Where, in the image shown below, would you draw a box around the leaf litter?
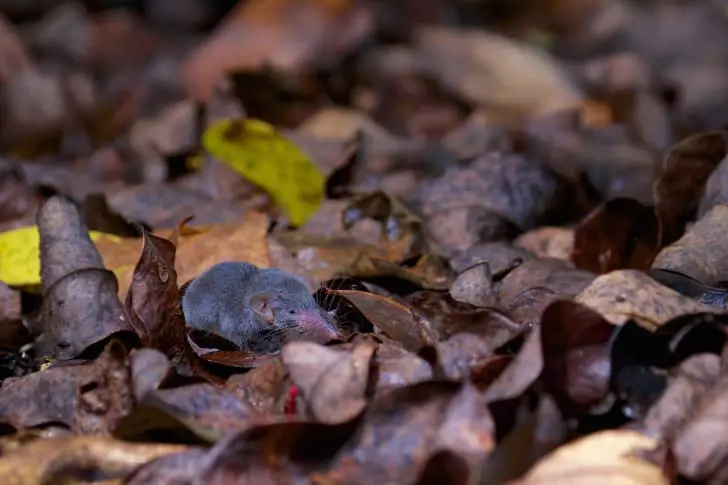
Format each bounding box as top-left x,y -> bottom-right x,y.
0,0 -> 728,483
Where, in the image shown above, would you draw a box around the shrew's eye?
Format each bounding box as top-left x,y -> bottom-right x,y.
289,309 -> 296,315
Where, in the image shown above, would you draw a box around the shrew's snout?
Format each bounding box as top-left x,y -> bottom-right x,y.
293,309 -> 342,342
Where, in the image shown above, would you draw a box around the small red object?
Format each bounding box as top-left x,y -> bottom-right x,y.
284,384 -> 299,415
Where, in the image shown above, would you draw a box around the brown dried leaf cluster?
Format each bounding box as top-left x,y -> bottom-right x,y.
1,0 -> 728,483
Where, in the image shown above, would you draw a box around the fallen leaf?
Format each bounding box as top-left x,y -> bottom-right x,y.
0,435 -> 189,485
202,118 -> 325,226
449,263 -> 496,307
574,269 -> 723,330
497,258 -> 595,308
654,131 -> 728,245
643,353 -> 721,440
329,288 -> 437,352
182,0 -> 372,103
314,381 -> 495,485
0,340 -> 133,434
372,342 -> 434,394
419,153 -> 569,254
514,227 -> 574,262
125,230 -> 181,350
414,26 -> 583,117
174,211 -> 271,285
0,281 -> 27,349
282,340 -> 374,424
225,357 -> 288,413
512,430 -> 667,484
449,242 -> 532,274
344,190 -> 428,262
0,225 -> 125,287
539,301 -> 615,417
33,197 -> 135,360
572,198 -> 660,274
646,268 -> 728,309
652,204 -> 728,286
299,107 -> 401,152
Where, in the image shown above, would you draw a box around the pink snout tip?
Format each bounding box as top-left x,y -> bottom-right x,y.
296,310 -> 342,342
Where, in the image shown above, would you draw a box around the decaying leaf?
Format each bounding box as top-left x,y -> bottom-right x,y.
125,230 -> 187,362
652,204 -> 728,286
282,340 -> 374,424
0,340 -> 133,434
33,197 -> 135,360
329,288 -> 438,351
575,269 -> 722,330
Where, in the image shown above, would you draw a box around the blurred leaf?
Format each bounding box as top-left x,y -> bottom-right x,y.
0,225 -> 123,286
203,118 -> 324,227
0,435 -> 188,485
512,430 -> 667,484
572,198 -> 660,274
652,204 -> 728,286
654,131 -> 728,245
539,301 -> 615,417
414,26 -> 583,118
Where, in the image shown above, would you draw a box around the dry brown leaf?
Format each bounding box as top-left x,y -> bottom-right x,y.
644,353 -> 721,440
182,0 -> 372,103
449,263 -> 496,307
653,131 -> 728,245
34,197 -> 134,360
497,258 -> 595,308
330,289 -> 438,351
298,107 -> 401,152
174,211 -> 271,285
652,204 -> 728,286
0,435 -> 189,485
671,366 -> 728,482
372,342 -> 433,394
574,269 -> 722,330
511,430 -> 667,485
282,340 -> 374,423
514,227 -> 575,262
414,27 -> 583,118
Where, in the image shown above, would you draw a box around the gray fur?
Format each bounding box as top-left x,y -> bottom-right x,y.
182,261 -> 334,352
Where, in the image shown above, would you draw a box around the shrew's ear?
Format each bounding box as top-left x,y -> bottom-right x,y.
250,293 -> 274,323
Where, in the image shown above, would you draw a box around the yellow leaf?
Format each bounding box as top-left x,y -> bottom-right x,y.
0,226 -> 124,286
202,118 -> 325,226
